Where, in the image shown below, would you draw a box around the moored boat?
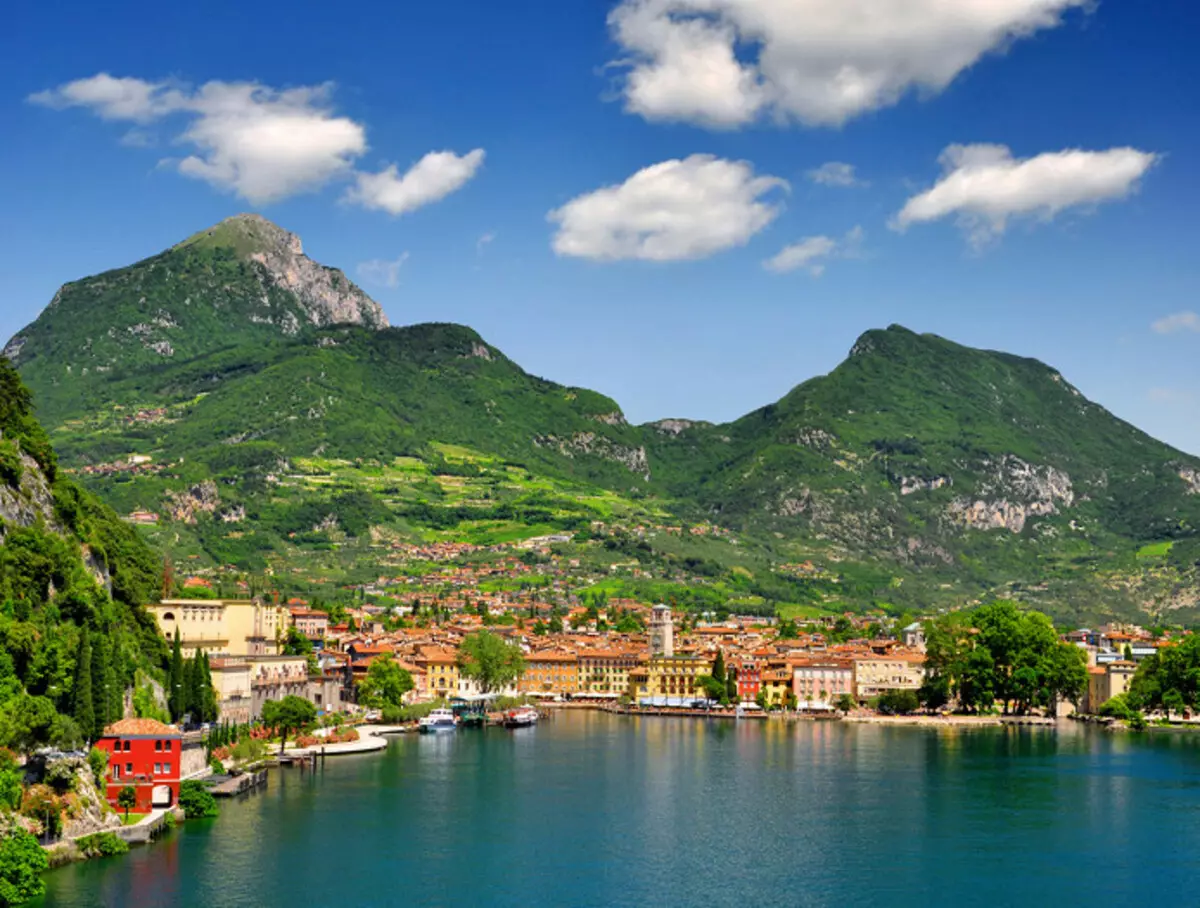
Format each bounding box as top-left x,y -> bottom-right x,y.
503,706 -> 539,728
418,707 -> 458,733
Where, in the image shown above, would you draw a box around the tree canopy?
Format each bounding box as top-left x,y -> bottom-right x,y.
457,631 -> 525,694
922,601 -> 1086,714
356,656 -> 414,709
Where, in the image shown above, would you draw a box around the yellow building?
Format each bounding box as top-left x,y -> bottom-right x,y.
627,654 -> 711,702
577,649 -> 641,697
416,649 -> 460,698
520,651 -> 579,697
760,666 -> 794,708
852,654 -> 927,701
147,599 -> 289,658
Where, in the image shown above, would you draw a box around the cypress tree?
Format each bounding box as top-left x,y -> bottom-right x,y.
183,653 -> 199,722
201,652 -> 218,723
90,632 -> 110,739
72,633 -> 95,741
168,628 -> 184,721
108,644 -> 125,724
712,649 -> 727,686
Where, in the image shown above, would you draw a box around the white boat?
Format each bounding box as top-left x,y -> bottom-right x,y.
503,706 -> 539,728
418,707 -> 458,733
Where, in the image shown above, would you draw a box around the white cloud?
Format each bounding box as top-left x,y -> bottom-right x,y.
893,144 -> 1159,246
476,232 -> 496,253
548,154 -> 786,262
764,224 -> 863,275
807,162 -> 864,188
357,253 -> 410,289
29,73 -> 183,121
607,0 -> 1088,128
31,73 -> 484,211
32,74 -> 366,203
1152,312 -> 1200,335
346,150 -> 485,216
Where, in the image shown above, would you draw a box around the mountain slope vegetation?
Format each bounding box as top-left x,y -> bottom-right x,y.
8,217 -> 1200,624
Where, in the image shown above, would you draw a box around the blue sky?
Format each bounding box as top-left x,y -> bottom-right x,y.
5,1 -> 1200,452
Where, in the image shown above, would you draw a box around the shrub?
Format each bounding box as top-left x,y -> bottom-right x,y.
209,756 -> 225,775
88,747 -> 109,789
76,832 -> 129,858
0,440 -> 22,489
20,784 -> 63,839
178,780 -> 218,819
230,737 -> 265,764
0,828 -> 49,906
43,760 -> 78,795
876,689 -> 920,716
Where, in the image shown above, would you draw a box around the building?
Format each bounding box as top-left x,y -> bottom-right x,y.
95,718 -> 182,812
289,607 -> 330,644
627,654 -> 710,704
1082,660 -> 1137,713
519,651 -> 579,697
147,599 -> 289,658
649,604 -> 674,657
732,655 -> 761,704
852,654 -> 926,701
415,648 -> 460,698
576,649 -> 641,697
249,655 -> 313,718
793,659 -> 853,709
902,623 -> 927,652
760,666 -> 794,708
209,657 -> 253,723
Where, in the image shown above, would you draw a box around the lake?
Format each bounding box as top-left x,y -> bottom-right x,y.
37,712 -> 1200,907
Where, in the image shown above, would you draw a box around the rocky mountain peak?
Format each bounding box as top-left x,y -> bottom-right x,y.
177,214 -> 388,330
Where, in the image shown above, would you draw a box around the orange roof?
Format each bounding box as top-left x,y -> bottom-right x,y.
102,718 -> 179,737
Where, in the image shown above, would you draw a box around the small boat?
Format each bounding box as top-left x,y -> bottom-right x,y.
458,713 -> 486,729
502,706 -> 539,729
418,708 -> 458,733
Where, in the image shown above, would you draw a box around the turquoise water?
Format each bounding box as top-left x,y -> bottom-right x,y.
37,713 -> 1200,907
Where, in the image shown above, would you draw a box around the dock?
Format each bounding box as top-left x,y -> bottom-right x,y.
209,769 -> 268,797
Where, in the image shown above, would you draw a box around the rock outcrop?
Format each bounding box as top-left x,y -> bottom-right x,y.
534,433 -> 651,480
165,481 -> 221,524
211,214 -> 388,330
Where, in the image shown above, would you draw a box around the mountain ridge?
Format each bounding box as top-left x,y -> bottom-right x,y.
8,215 -> 1200,623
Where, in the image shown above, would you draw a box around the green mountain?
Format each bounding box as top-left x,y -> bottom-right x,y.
8,216 -> 1200,624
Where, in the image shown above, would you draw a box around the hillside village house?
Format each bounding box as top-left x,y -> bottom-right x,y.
96,718 -> 181,812
732,655 -> 762,703
289,607 -> 330,644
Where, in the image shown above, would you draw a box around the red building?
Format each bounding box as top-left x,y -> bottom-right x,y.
95,718 -> 182,812
734,656 -> 761,703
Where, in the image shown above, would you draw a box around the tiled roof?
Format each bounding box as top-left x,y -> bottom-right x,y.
102,718 -> 179,737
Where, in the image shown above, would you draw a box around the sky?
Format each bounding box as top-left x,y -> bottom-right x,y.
4,1 -> 1200,453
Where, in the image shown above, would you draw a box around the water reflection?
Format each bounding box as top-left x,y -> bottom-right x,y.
38,717 -> 1200,908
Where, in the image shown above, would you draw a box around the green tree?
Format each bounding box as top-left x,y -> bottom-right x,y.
0,828 -> 50,907
89,632 -> 115,739
281,627 -> 313,657
356,656 -> 414,709
835,693 -> 857,713
711,649 -> 727,687
88,746 -> 109,788
261,696 -> 317,755
776,619 -> 800,640
178,780 -> 218,819
116,785 -> 137,822
200,653 -> 218,723
0,695 -> 57,754
168,628 -> 184,721
71,632 -> 94,742
457,631 -> 525,694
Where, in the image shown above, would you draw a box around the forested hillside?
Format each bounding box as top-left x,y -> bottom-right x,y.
0,358 -> 165,752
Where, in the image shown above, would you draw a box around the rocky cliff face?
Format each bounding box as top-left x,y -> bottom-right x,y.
200,214 -> 388,330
